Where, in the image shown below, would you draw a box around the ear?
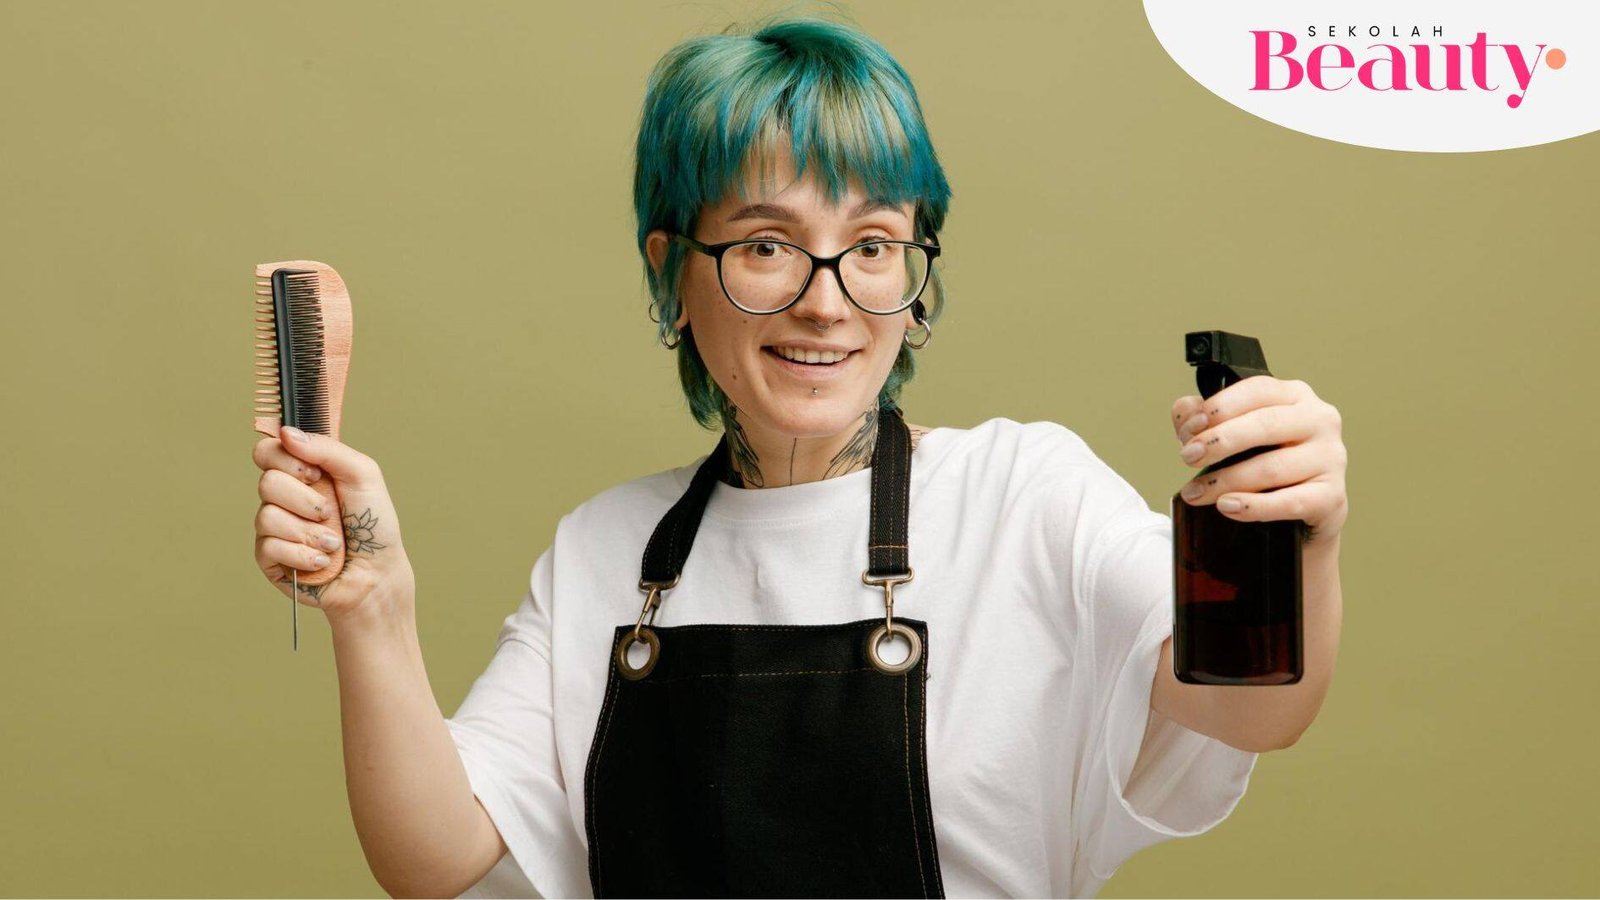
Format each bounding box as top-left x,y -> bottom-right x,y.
645,229 -> 668,278
647,229 -> 692,331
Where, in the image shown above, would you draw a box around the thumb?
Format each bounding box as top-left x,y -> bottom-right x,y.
279,424 -> 381,486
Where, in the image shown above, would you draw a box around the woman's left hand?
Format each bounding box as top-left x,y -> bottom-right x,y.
1170,375 -> 1348,547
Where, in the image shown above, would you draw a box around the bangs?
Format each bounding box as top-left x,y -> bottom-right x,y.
636,17 -> 950,242
728,69 -> 923,215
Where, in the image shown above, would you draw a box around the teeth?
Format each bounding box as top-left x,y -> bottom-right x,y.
772,346 -> 848,364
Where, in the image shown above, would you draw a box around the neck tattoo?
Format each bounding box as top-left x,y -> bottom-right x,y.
717,401 -> 879,489
719,395 -> 764,488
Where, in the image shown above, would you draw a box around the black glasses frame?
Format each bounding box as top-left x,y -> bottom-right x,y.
669,232 -> 941,317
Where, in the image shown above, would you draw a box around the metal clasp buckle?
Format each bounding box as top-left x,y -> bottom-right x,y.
862,568 -> 921,674
617,573 -> 680,681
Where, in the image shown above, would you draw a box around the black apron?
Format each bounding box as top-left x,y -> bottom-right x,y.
582,405 -> 945,898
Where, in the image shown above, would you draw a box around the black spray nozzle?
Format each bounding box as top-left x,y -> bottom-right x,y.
1185,330 -> 1273,401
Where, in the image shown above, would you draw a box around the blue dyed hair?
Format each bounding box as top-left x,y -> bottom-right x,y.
633,9 -> 953,430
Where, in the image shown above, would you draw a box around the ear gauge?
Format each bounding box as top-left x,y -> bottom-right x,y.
903,319 -> 932,349
902,298 -> 932,349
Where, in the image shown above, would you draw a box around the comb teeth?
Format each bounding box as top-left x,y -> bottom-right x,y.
254,278 -> 281,415
254,270 -> 332,430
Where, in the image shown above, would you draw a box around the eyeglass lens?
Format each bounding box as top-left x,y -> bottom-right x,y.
720,241 -> 929,313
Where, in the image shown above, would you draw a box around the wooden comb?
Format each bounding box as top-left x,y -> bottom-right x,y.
253,260 -> 353,648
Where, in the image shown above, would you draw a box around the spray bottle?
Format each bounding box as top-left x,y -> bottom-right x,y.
1171,330 -> 1305,685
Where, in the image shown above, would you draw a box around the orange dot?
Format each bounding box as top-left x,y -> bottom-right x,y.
1548,48 -> 1567,69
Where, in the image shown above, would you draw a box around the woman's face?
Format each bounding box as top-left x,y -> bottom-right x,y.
647,149 -> 919,440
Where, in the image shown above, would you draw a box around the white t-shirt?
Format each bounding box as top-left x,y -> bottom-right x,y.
444,416 -> 1258,899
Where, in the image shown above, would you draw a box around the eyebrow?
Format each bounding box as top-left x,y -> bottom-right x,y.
726,198 -> 908,223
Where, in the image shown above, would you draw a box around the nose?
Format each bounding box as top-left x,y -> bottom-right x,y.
788,257 -> 853,327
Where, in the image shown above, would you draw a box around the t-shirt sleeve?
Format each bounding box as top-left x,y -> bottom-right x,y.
444,545 -> 589,899
1069,454 -> 1259,888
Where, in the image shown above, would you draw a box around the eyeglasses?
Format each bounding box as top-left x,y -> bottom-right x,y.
670,232 -> 941,316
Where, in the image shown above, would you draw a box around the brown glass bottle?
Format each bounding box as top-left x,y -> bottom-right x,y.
1171,331 -> 1305,685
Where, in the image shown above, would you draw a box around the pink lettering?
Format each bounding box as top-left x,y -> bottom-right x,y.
1358,44 -> 1409,90
1252,30 -> 1301,89
1306,43 -> 1355,90
1501,43 -> 1547,108
1246,29 -> 1557,108
1468,32 -> 1495,90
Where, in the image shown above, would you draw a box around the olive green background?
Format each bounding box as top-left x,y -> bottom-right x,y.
2,0 -> 1595,896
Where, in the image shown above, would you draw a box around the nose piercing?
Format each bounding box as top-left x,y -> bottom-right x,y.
812,388 -> 819,395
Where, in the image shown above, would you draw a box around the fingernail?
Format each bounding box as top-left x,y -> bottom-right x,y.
318,533 -> 341,551
284,426 -> 309,443
1178,412 -> 1208,443
312,554 -> 330,568
1181,481 -> 1204,501
1181,441 -> 1204,463
304,466 -> 322,482
1218,497 -> 1242,513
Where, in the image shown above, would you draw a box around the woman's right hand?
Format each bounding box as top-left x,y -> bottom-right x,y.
252,425 -> 415,623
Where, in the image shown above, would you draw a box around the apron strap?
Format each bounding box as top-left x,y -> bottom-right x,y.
639,404 -> 912,586
865,403 -> 911,578
638,432 -> 729,587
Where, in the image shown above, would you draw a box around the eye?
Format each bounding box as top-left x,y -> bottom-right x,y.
744,233 -> 790,257
731,236 -> 797,264
853,235 -> 896,259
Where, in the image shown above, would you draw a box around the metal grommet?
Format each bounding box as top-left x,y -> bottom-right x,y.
616,627 -> 660,681
866,621 -> 922,675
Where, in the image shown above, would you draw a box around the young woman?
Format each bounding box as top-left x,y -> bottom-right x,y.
250,12 -> 1347,899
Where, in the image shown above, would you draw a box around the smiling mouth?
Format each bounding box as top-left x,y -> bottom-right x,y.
762,347 -> 856,366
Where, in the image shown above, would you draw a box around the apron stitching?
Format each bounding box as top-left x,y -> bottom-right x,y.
629,666 -> 877,685
894,420 -> 907,565
903,671 -> 929,897
653,512 -> 675,585
900,466 -> 910,559
643,490 -> 681,582
645,623 -> 896,634
667,506 -> 684,581
888,419 -> 908,573
588,656 -> 623,895
920,642 -> 945,894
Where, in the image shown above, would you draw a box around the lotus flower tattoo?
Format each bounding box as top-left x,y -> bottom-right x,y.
343,508 -> 387,555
